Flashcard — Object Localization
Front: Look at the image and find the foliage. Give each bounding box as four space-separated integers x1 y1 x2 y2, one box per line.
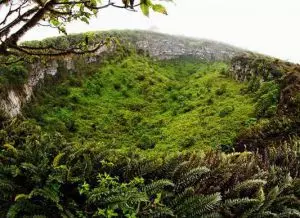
24 54 255 152
254 81 280 118
0 62 28 95
1 38 300 217
0 119 299 217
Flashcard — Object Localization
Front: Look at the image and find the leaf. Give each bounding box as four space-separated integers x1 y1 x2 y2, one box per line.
50 18 60 27
152 4 168 15
53 152 65 167
80 17 89 24
58 26 67 35
140 3 150 16
15 194 29 201
3 143 18 155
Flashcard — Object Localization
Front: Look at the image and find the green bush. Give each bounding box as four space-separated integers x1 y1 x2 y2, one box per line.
0 63 28 87
136 134 156 150
180 136 196 148
254 81 280 118
215 84 227 96
219 106 234 117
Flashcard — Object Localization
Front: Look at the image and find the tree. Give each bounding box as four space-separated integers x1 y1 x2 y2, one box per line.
0 0 170 59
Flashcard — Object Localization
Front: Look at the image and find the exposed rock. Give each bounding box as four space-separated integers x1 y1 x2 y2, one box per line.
123 31 244 61
229 54 284 82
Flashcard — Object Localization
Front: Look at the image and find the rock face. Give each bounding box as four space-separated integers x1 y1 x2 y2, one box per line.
228 55 284 82
0 31 245 117
122 31 244 61
0 59 72 117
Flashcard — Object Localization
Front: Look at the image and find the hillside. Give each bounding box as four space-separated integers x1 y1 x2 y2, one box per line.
0 30 245 118
0 31 300 217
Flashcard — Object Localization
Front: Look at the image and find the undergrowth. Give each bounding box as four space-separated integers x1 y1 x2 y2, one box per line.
24 54 256 152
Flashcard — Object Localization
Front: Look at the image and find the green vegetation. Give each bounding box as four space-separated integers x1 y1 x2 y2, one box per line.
1 39 300 217
24 54 256 152
0 63 28 96
0 119 299 217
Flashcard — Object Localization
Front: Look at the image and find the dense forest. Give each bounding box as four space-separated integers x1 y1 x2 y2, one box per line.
0 32 300 217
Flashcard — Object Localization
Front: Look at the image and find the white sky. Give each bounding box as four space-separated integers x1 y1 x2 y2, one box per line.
22 0 300 63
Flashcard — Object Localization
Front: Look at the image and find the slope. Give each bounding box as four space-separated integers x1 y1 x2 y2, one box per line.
24 53 256 153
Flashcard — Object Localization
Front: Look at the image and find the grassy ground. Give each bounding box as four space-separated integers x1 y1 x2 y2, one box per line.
25 54 256 152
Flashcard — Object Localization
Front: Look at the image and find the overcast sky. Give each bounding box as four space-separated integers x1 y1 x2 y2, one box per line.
22 0 300 63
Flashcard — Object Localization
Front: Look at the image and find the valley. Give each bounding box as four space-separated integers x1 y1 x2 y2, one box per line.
0 31 299 217
24 54 255 153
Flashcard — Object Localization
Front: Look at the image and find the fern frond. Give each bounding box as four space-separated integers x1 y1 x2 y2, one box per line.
256 211 279 218
273 194 300 208
169 187 194 208
14 194 29 201
232 179 267 196
52 152 65 167
0 178 15 192
28 186 62 210
259 186 279 211
3 143 18 156
142 205 174 218
143 179 174 195
172 161 190 181
279 208 300 217
105 191 148 209
200 212 222 218
175 193 221 216
224 197 260 208
20 162 39 175
6 200 42 218
175 167 210 191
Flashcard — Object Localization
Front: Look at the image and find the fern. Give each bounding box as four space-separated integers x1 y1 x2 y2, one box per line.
232 179 267 196
143 179 174 195
175 193 221 216
259 186 279 212
0 178 14 192
175 167 210 191
141 205 174 218
279 208 300 217
256 211 279 217
224 197 260 208
3 143 18 156
52 152 65 167
169 187 194 208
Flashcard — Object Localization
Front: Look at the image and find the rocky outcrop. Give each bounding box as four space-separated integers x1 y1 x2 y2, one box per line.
121 31 244 61
229 54 300 116
228 55 284 82
0 59 70 117
0 45 110 117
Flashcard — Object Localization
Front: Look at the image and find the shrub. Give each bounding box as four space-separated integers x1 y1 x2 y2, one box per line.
0 63 28 87
113 83 122 91
219 106 234 117
65 119 78 132
136 134 156 150
255 81 280 118
180 136 196 148
215 84 227 96
56 86 70 96
206 97 214 105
